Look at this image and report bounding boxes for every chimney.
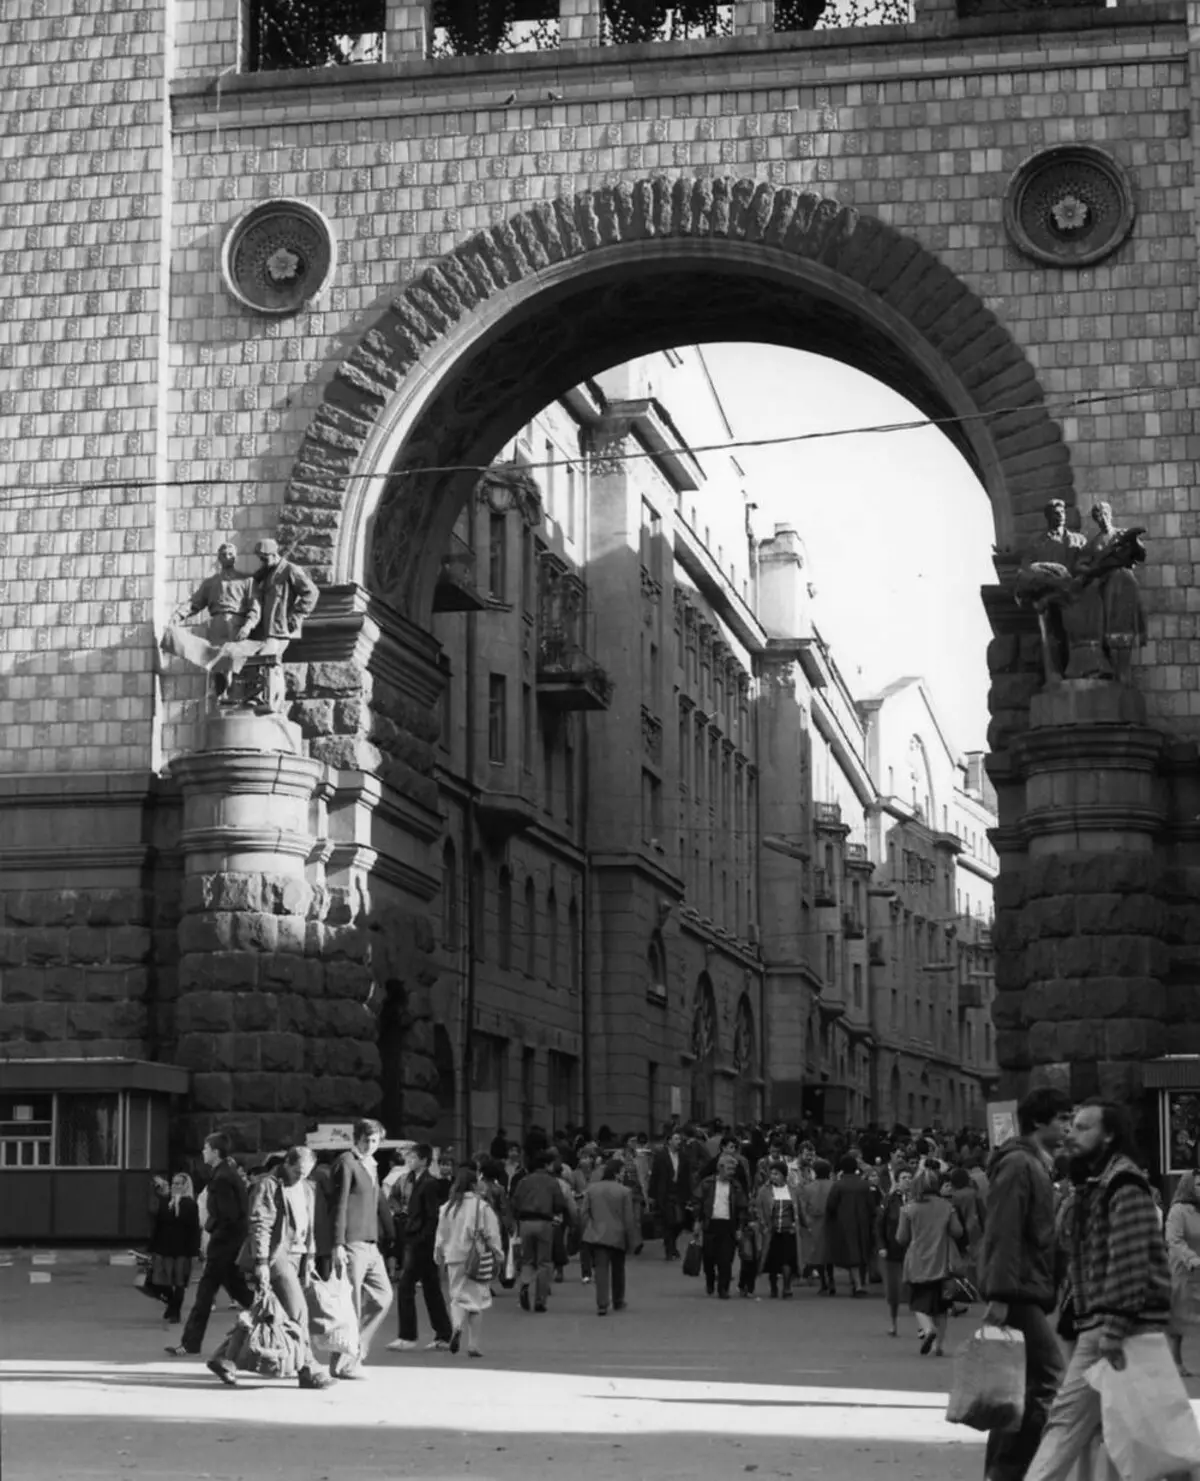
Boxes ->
[756,523,811,640]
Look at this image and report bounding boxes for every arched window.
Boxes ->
[689,973,718,1123]
[547,888,559,986]
[497,866,513,971]
[524,876,537,977]
[441,839,458,952]
[733,996,758,1124]
[471,851,485,961]
[647,929,667,1001]
[567,896,580,992]
[805,1015,817,1071]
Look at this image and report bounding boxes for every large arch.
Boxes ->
[281,176,1075,625]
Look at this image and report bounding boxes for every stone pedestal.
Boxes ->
[168,712,380,1155]
[1001,680,1168,1104]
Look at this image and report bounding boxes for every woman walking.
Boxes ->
[896,1167,964,1357]
[435,1168,504,1357]
[1165,1169,1200,1375]
[150,1173,201,1324]
[755,1162,806,1298]
[877,1165,913,1336]
[799,1159,834,1293]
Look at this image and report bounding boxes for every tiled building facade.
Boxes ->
[1,0,1198,1196]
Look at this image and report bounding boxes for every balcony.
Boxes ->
[842,910,865,940]
[537,631,613,711]
[432,532,490,613]
[958,980,986,1011]
[476,788,538,843]
[813,867,836,907]
[845,841,871,868]
[817,985,847,1020]
[814,801,841,827]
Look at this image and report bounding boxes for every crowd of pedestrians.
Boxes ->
[139,1094,1200,1481]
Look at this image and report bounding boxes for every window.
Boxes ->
[568,897,580,993]
[521,526,534,614]
[542,726,554,813]
[548,1051,577,1128]
[853,962,863,1008]
[642,769,662,845]
[564,732,575,827]
[522,684,533,773]
[0,1092,132,1169]
[521,1046,536,1134]
[488,513,507,601]
[487,674,506,764]
[469,1033,506,1156]
[547,888,559,985]
[0,1093,53,1167]
[524,877,537,976]
[441,839,458,952]
[566,463,577,543]
[497,866,513,970]
[825,934,836,986]
[544,440,556,519]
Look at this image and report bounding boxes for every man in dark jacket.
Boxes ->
[387,1143,453,1352]
[649,1130,697,1260]
[1024,1100,1172,1481]
[510,1149,570,1312]
[697,1155,750,1298]
[825,1154,878,1298]
[980,1086,1072,1481]
[170,1132,253,1356]
[331,1118,395,1378]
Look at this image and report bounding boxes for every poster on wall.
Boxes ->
[987,1100,1018,1150]
[1162,1091,1200,1173]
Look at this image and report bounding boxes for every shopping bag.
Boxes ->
[1086,1332,1200,1481]
[304,1269,359,1357]
[229,1289,309,1378]
[682,1233,704,1279]
[945,1325,1026,1432]
[500,1237,517,1289]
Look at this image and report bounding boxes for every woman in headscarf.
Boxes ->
[1165,1169,1200,1375]
[896,1167,964,1357]
[150,1172,201,1325]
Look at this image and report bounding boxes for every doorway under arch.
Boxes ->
[431,1023,456,1153]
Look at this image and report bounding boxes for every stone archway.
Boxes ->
[278,177,1133,1120]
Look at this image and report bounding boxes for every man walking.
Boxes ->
[167,1132,253,1357]
[205,1146,333,1390]
[331,1118,395,1378]
[697,1154,749,1299]
[580,1158,639,1316]
[1024,1100,1172,1481]
[649,1130,695,1260]
[979,1087,1072,1481]
[510,1149,571,1312]
[387,1144,453,1352]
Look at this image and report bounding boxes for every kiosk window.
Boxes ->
[0,1094,53,1167]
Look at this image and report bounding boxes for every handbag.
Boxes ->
[464,1198,496,1284]
[945,1325,1026,1432]
[682,1231,704,1278]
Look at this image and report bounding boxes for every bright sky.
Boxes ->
[701,343,997,755]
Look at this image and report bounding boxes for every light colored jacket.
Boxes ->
[897,1197,963,1285]
[1164,1200,1200,1282]
[581,1178,639,1251]
[435,1192,503,1267]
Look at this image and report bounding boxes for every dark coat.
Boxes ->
[150,1196,201,1260]
[649,1146,696,1217]
[243,1170,316,1269]
[877,1190,907,1264]
[980,1137,1058,1311]
[203,1160,249,1257]
[402,1170,445,1248]
[697,1175,750,1227]
[825,1174,878,1269]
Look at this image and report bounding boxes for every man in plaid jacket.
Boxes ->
[1024,1099,1171,1481]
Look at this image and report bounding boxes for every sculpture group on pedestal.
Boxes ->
[1016,498,1147,685]
[161,539,319,713]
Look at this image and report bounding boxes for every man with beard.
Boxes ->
[979,1087,1072,1481]
[1023,1100,1172,1481]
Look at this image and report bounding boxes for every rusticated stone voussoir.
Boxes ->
[280,177,1068,600]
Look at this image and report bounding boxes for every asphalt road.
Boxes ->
[2,1245,1184,1481]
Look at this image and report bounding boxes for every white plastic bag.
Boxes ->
[1086,1332,1200,1481]
[946,1325,1026,1432]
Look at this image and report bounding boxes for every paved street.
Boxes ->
[4,1246,1193,1481]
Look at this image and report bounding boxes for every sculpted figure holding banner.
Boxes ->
[161,540,317,711]
[1015,499,1146,685]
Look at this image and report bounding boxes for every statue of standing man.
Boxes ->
[241,539,320,713]
[161,542,260,703]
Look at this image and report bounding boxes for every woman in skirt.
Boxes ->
[435,1167,505,1357]
[755,1161,807,1298]
[150,1172,201,1324]
[896,1167,964,1357]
